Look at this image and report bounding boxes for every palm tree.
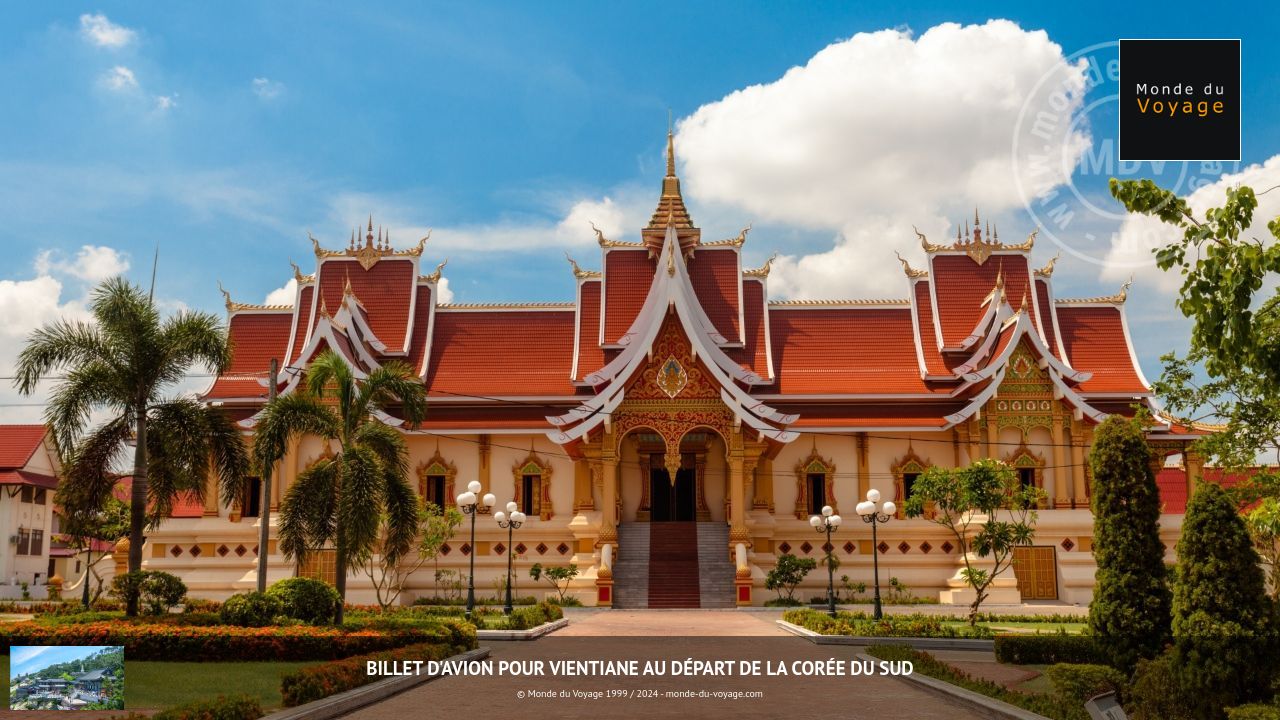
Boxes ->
[253,350,427,623]
[14,277,250,615]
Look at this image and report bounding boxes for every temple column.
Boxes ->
[573,458,595,512]
[1049,414,1066,509]
[968,418,983,463]
[752,457,774,511]
[203,470,220,516]
[477,434,492,514]
[599,431,618,544]
[985,413,998,460]
[728,430,752,606]
[1185,447,1204,500]
[952,428,961,467]
[1070,421,1087,508]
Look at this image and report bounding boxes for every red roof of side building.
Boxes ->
[0,470,57,489]
[205,312,294,400]
[1155,467,1261,514]
[287,285,315,365]
[112,477,204,518]
[0,425,48,469]
[1034,278,1063,360]
[734,279,771,379]
[1057,305,1148,393]
[425,310,579,397]
[769,307,945,395]
[574,280,605,381]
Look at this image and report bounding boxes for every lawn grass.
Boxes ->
[942,620,1087,635]
[126,661,320,710]
[1012,664,1055,694]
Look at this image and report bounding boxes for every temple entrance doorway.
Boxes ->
[650,454,696,522]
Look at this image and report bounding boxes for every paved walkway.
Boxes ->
[342,610,988,720]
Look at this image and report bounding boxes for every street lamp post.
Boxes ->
[494,502,526,616]
[808,505,843,618]
[856,489,895,621]
[456,480,495,621]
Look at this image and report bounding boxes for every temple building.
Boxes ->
[141,134,1210,606]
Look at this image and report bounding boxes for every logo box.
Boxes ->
[1118,39,1241,161]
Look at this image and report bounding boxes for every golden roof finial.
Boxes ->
[666,241,676,277]
[413,230,431,255]
[564,252,600,280]
[1008,228,1037,251]
[1034,252,1060,278]
[590,222,609,247]
[318,295,330,319]
[895,251,928,278]
[217,281,232,310]
[365,217,374,247]
[916,225,947,253]
[424,258,447,283]
[666,110,675,177]
[743,252,777,278]
[974,207,980,226]
[310,232,324,256]
[290,261,306,283]
[1116,275,1133,303]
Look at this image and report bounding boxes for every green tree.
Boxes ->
[1170,483,1278,717]
[1245,498,1280,600]
[528,563,579,604]
[363,501,463,610]
[765,554,817,602]
[1087,414,1172,670]
[253,349,427,623]
[56,495,129,608]
[1111,178,1280,470]
[903,458,1044,625]
[14,277,250,616]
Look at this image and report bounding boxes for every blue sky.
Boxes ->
[1,2,1278,419]
[9,645,117,678]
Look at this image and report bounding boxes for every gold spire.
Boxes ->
[645,125,696,235]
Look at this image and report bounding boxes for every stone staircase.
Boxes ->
[611,522,736,608]
[695,522,736,608]
[612,523,650,608]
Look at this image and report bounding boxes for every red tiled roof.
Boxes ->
[315,258,416,352]
[912,282,952,375]
[781,402,967,428]
[602,250,655,344]
[1034,279,1062,360]
[930,254,1032,347]
[0,425,47,469]
[112,477,204,517]
[406,283,435,375]
[736,279,771,378]
[207,312,294,400]
[1155,467,1260,513]
[425,310,578,396]
[687,248,740,342]
[769,308,944,395]
[575,280,605,381]
[0,470,57,489]
[288,285,315,365]
[1057,306,1148,393]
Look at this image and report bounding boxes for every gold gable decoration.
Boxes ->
[993,343,1058,441]
[917,211,1036,265]
[513,451,554,521]
[1005,443,1048,508]
[793,447,837,520]
[415,450,457,508]
[311,217,430,270]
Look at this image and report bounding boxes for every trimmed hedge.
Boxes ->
[281,641,470,707]
[0,619,475,661]
[267,578,340,625]
[1227,705,1280,720]
[152,695,264,720]
[783,608,994,638]
[993,634,1105,665]
[507,601,564,630]
[220,592,283,628]
[867,645,1090,720]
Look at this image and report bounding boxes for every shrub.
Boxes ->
[764,597,803,607]
[0,619,474,661]
[183,598,222,614]
[110,571,188,615]
[219,592,283,628]
[267,578,340,625]
[505,600,564,630]
[994,635,1105,665]
[766,554,816,601]
[868,644,1089,720]
[280,641,468,706]
[1088,415,1171,671]
[1129,653,1196,720]
[1044,663,1128,704]
[782,608,993,639]
[546,595,583,607]
[1171,483,1280,717]
[151,694,263,720]
[1226,705,1280,720]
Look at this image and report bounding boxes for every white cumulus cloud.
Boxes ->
[154,94,178,111]
[34,245,130,283]
[102,65,138,91]
[252,77,284,100]
[263,278,297,306]
[79,13,136,49]
[677,20,1090,299]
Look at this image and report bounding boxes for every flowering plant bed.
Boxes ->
[280,641,474,707]
[0,619,475,661]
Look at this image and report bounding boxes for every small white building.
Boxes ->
[0,425,61,596]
